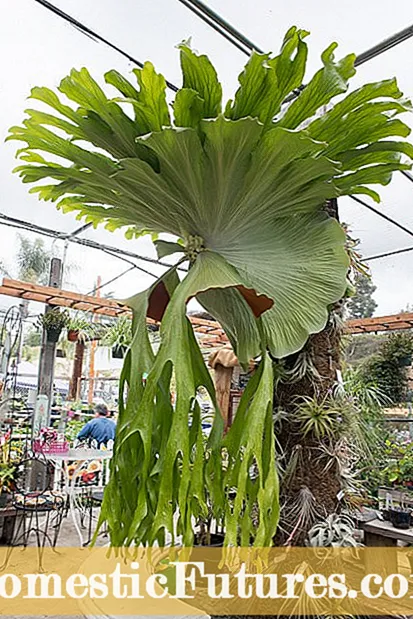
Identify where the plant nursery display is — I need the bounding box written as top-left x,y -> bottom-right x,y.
8,26 -> 412,546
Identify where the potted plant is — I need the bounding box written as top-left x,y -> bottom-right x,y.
381,441 -> 413,489
37,308 -> 69,343
67,314 -> 99,343
101,316 -> 132,359
389,505 -> 412,529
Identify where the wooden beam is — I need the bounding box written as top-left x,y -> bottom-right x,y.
0,278 -> 224,340
3,277 -> 412,341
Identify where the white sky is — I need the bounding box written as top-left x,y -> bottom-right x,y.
1,0 -> 413,317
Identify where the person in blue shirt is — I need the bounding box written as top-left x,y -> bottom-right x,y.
77,403 -> 116,447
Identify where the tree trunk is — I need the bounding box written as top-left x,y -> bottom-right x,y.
275,198 -> 346,545
274,317 -> 344,544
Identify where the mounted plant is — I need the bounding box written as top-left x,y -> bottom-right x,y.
307,513 -> 359,547
37,308 -> 69,343
8,26 -> 412,547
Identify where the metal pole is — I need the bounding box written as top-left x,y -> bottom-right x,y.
36,257 -> 63,426
87,276 -> 101,406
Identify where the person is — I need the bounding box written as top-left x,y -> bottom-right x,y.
76,403 -> 116,447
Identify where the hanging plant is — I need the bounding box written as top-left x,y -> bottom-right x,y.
101,316 -> 132,347
37,308 -> 69,343
67,313 -> 99,343
8,27 -> 412,546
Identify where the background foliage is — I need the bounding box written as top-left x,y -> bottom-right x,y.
361,332 -> 413,403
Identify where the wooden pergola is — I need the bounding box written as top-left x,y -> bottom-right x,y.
1,278 -> 413,346
0,278 -> 228,347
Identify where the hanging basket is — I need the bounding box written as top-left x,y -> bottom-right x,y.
112,345 -> 127,359
46,327 -> 62,343
67,329 -> 79,342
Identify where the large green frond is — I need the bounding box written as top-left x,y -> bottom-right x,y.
8,28 -> 412,359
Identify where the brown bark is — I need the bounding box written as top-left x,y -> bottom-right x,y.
275,319 -> 344,544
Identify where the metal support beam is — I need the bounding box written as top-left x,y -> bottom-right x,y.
36,258 -> 63,424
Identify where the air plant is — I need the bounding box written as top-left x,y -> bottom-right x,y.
284,350 -> 323,383
307,513 -> 359,547
293,396 -> 341,439
283,486 -> 322,545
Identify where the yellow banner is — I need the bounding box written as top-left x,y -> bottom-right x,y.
0,547 -> 413,615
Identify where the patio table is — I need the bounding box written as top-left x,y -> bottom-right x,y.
44,447 -> 112,546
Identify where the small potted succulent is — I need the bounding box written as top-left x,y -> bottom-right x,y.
37,308 -> 69,343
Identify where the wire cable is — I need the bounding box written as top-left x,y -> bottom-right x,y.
349,195 -> 413,239
176,1 -> 413,106
180,0 -> 413,69
354,23 -> 413,67
176,0 -> 262,55
364,245 -> 413,262
402,169 -> 413,184
86,264 -> 139,296
0,213 -> 187,273
60,222 -> 93,239
32,0 -> 179,92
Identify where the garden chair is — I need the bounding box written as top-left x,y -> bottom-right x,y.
1,454 -> 65,570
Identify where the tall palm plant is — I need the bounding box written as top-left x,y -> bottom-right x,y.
16,235 -> 50,284
7,27 -> 412,546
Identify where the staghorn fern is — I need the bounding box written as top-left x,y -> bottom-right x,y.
7,27 -> 413,547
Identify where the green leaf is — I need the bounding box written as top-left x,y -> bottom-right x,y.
154,239 -> 185,259
224,352 -> 279,546
118,61 -> 171,133
225,28 -> 309,125
269,26 -> 309,107
173,88 -> 204,128
278,43 -> 356,129
178,41 -> 222,118
225,51 -> 279,124
335,162 -> 411,196
8,29 -> 413,361
197,286 -> 261,366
